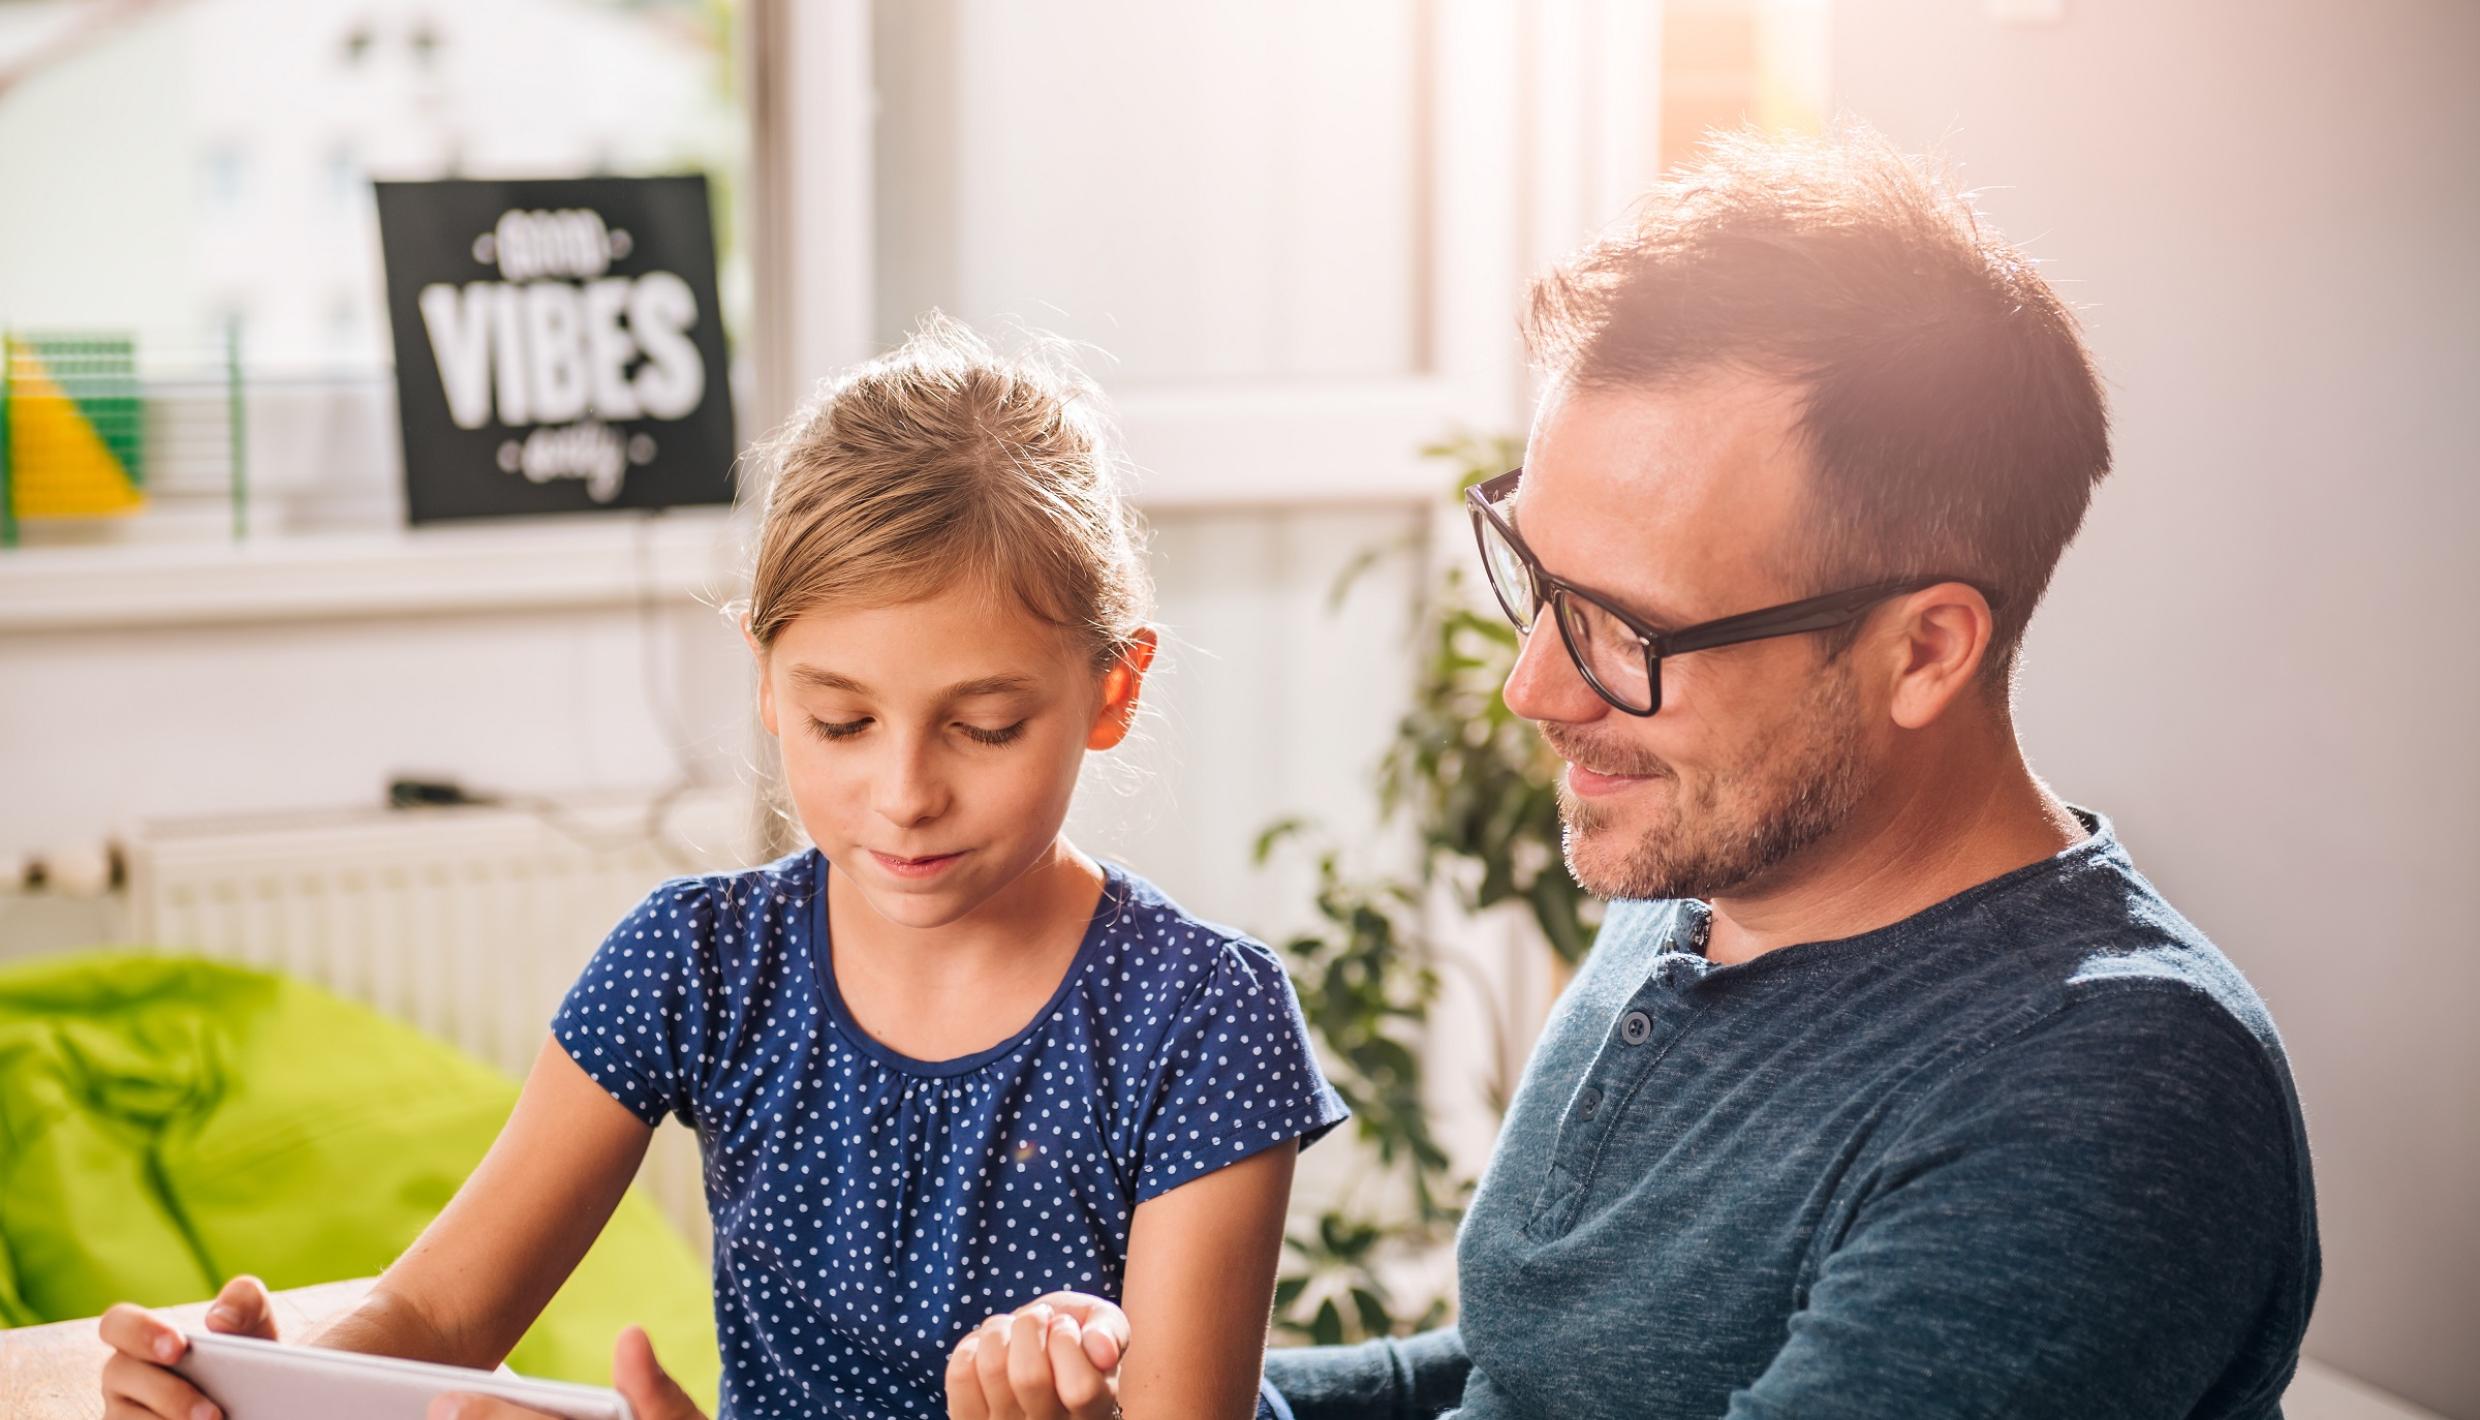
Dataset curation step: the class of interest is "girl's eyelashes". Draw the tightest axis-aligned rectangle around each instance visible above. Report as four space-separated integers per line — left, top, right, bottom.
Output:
960 720 1028 747
804 716 1028 746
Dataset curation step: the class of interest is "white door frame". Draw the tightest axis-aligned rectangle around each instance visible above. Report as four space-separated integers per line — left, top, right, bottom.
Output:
746 0 878 434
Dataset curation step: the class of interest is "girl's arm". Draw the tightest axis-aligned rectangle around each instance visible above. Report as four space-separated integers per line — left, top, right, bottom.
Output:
949 1141 1297 1420
1116 1140 1297 1419
100 1036 652 1419
316 1034 656 1363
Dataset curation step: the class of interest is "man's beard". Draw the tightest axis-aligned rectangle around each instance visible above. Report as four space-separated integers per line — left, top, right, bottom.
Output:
1547 665 1872 902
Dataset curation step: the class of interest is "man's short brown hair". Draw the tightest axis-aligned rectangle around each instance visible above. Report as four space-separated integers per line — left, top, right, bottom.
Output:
1524 124 2112 687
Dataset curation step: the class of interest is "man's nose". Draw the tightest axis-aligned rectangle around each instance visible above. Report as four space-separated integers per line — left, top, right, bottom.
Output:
1501 617 1608 726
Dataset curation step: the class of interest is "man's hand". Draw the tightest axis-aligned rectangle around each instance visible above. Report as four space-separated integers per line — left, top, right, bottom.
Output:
945 1291 1130 1420
428 1327 701 1420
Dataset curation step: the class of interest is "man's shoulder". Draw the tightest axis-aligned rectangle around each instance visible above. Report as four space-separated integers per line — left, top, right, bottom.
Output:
1916 837 2309 1165
1829 815 2308 1162
1959 825 2288 1064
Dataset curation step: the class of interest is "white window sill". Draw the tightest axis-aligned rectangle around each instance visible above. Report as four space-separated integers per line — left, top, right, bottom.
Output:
0 508 745 633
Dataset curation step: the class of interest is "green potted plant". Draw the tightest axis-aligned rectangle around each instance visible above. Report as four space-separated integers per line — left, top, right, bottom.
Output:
1260 431 1602 1345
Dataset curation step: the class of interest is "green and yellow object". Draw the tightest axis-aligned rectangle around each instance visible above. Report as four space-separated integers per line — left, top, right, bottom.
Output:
0 952 722 1408
1 332 148 541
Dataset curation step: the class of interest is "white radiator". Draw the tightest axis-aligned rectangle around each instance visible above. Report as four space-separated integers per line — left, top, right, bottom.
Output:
122 789 766 1259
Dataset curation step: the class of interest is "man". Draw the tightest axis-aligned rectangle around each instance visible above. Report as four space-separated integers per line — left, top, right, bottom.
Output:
325 125 2318 1420
1256 126 2320 1418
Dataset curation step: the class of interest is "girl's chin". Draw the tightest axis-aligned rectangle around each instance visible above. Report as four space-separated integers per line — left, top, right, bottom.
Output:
844 877 982 934
830 838 1079 923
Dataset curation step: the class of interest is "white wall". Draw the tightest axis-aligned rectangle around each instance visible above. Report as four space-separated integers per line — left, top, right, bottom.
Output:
1068 506 1429 932
0 506 1425 965
872 0 1425 388
0 520 758 919
1832 2 2480 1411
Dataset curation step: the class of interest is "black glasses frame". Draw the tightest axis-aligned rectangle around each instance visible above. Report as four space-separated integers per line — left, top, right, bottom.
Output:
1465 468 1996 717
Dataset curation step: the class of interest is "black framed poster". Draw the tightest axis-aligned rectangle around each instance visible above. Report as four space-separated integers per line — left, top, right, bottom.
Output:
375 175 736 524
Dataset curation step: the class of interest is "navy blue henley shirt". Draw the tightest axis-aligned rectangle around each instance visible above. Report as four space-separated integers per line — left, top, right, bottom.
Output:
1267 809 2318 1419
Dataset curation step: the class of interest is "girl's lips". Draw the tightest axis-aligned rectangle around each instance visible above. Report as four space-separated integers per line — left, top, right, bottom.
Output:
1567 763 1655 798
870 850 966 879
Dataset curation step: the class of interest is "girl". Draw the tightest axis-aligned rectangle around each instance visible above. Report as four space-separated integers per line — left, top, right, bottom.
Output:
100 317 1347 1420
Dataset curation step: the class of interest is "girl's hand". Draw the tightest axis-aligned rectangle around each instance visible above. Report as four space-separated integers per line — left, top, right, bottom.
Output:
98 1274 279 1420
945 1291 1130 1420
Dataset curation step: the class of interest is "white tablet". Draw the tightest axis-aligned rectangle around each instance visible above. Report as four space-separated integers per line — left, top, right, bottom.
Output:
172 1331 638 1420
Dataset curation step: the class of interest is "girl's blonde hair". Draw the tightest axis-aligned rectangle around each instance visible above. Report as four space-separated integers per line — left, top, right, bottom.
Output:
743 315 1152 669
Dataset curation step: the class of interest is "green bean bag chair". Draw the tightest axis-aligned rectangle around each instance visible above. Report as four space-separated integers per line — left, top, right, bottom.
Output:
0 952 718 1409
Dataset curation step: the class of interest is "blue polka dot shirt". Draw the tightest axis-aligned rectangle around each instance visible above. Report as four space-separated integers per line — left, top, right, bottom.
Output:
553 850 1350 1419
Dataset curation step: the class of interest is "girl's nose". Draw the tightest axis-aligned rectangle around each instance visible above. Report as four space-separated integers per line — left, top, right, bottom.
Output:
871 743 949 828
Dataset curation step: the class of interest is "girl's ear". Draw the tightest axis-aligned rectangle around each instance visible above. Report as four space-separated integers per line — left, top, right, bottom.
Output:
1086 629 1160 751
744 616 780 738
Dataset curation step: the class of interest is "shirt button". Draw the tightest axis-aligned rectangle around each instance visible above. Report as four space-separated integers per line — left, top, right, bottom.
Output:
1620 1010 1654 1045
1576 1086 1602 1120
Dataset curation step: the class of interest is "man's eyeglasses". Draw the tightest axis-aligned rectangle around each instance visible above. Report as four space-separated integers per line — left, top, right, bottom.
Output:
1464 468 1995 717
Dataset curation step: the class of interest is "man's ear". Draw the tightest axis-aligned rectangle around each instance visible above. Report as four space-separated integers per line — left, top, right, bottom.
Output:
1885 583 1994 730
744 617 779 738
1087 629 1160 751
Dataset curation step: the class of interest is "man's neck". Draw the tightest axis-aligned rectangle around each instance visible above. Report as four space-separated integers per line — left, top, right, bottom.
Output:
1702 734 2086 967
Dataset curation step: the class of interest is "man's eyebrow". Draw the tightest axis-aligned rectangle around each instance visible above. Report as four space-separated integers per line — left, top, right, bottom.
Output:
1583 584 1684 636
1509 516 1688 632
1615 580 1700 635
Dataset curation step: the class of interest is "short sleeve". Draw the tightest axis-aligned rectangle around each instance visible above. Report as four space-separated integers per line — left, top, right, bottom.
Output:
552 879 718 1128
1132 938 1350 1203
